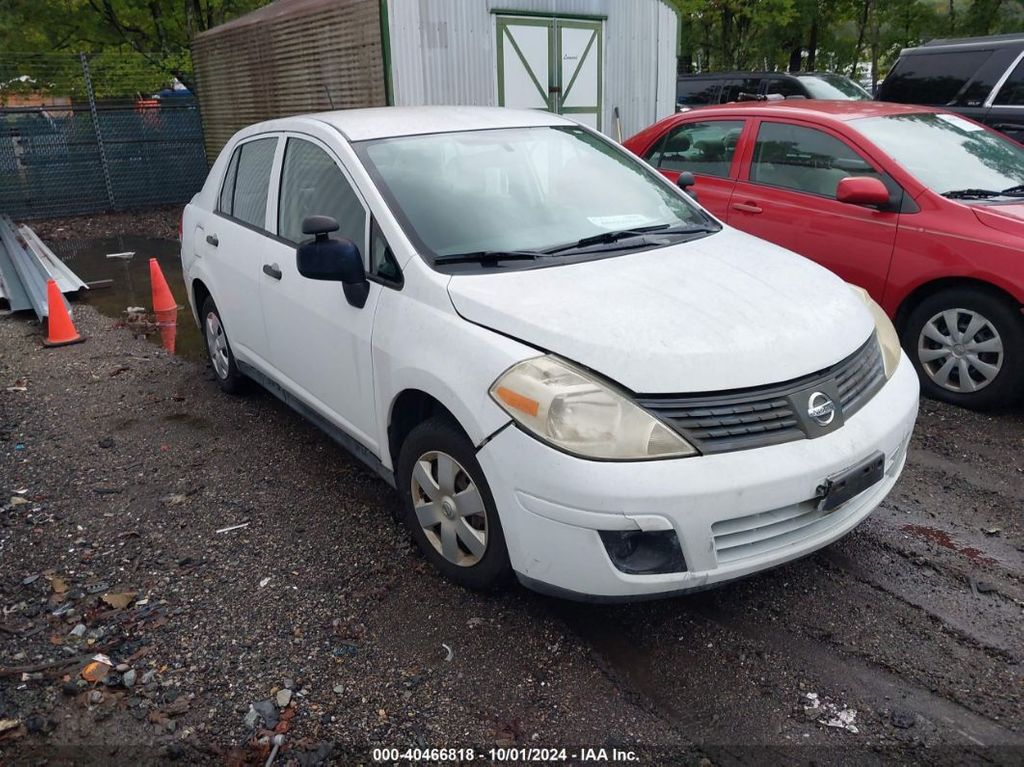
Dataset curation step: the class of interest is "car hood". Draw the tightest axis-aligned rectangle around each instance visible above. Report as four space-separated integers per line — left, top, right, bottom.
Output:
973 203 1024 237
446 227 874 394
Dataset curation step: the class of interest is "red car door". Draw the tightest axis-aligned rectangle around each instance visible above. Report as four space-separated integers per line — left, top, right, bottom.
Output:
635 118 750 221
727 118 899 300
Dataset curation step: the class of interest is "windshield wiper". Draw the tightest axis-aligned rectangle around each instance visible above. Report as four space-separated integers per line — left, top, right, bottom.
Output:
545 223 717 255
942 188 1002 199
942 186 1024 200
434 250 546 265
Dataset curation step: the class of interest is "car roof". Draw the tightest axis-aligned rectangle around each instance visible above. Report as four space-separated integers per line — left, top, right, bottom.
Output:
678 100 940 122
910 32 1024 53
677 71 853 80
287 106 572 142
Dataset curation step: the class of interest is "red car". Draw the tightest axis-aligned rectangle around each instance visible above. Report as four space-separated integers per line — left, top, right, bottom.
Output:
624 101 1024 410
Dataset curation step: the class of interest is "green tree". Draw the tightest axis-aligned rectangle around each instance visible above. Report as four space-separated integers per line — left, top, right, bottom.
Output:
0 0 268 95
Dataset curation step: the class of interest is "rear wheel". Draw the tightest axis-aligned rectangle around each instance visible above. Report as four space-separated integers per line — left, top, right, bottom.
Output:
200 296 245 394
396 416 511 590
902 286 1024 410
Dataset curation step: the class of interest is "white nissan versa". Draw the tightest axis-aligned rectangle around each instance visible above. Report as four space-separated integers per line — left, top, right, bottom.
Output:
181 106 919 600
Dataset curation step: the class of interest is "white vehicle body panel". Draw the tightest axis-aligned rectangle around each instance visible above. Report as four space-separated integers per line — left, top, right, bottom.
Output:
448 227 874 393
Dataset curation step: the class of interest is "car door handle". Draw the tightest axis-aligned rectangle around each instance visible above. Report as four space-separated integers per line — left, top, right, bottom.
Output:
731 201 763 214
262 263 282 280
206 234 219 247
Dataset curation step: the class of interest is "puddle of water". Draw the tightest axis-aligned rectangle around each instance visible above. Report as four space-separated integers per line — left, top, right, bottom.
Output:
48 236 205 362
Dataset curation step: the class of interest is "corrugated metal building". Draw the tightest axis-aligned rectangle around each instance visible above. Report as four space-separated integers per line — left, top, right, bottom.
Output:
192 0 677 159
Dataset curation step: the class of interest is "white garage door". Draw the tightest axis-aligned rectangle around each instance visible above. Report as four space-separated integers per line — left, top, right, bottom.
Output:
496 16 603 130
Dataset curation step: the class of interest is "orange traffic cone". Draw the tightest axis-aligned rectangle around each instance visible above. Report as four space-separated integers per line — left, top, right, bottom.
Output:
155 308 177 354
149 258 177 313
43 279 85 347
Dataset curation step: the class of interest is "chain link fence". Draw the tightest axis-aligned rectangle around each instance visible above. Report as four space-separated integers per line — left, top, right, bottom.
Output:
0 52 206 219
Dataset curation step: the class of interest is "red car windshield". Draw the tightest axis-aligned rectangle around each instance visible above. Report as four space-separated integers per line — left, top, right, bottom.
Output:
854 112 1024 199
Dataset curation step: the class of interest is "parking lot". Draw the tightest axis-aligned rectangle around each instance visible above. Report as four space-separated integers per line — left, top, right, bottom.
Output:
0 214 1021 764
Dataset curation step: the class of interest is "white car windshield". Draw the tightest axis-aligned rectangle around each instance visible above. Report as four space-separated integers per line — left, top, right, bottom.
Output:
357 125 712 262
854 112 1024 199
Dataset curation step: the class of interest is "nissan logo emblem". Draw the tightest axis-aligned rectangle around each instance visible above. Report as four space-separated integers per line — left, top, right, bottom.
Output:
807 392 836 426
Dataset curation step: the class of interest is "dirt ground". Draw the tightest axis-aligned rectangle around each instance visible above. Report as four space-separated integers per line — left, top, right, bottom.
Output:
1 221 1022 765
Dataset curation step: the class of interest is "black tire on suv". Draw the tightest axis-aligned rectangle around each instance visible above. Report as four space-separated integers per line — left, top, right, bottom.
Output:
901 286 1024 410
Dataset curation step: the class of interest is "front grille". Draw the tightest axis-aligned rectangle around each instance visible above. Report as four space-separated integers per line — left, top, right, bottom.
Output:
712 497 860 564
636 335 885 454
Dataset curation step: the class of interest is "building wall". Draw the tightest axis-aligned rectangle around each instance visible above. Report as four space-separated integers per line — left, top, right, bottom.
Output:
192 0 385 162
386 0 677 139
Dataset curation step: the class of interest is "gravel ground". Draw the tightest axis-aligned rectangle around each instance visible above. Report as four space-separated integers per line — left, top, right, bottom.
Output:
0 219 1022 765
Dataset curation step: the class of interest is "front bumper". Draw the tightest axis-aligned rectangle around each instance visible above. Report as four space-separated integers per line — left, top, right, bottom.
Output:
476 353 919 600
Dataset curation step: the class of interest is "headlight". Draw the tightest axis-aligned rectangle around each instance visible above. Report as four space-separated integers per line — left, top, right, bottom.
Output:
850 285 901 379
490 356 697 460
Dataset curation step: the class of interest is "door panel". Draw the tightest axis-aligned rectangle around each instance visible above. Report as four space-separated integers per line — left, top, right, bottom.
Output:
260 135 381 453
497 20 551 111
558 21 602 129
496 16 602 129
207 135 278 365
729 120 897 300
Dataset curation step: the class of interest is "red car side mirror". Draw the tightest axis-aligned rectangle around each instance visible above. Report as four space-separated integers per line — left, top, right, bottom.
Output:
836 176 890 207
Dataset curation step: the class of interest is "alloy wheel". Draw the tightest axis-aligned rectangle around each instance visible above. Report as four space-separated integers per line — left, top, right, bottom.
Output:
410 450 487 567
917 307 1003 393
205 312 231 380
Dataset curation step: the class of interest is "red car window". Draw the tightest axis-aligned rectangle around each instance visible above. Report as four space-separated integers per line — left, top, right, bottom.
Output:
750 122 881 198
644 120 745 179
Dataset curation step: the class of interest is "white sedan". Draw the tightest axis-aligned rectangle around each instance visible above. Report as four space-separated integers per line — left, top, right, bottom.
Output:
180 106 919 600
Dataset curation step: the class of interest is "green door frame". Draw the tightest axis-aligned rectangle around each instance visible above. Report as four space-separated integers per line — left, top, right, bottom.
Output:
495 14 603 130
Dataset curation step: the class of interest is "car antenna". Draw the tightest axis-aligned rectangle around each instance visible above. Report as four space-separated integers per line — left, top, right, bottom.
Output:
323 84 336 109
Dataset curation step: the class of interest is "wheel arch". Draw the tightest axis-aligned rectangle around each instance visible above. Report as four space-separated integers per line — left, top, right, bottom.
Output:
192 278 211 321
387 389 463 471
894 277 1024 333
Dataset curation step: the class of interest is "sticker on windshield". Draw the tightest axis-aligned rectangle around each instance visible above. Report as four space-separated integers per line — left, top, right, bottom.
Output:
587 214 658 229
936 113 985 132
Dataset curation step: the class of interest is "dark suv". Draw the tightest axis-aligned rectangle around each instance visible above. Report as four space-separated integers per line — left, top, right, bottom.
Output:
877 33 1024 143
676 71 871 110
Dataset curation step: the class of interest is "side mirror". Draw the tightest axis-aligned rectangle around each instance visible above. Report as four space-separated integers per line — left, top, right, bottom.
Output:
296 215 369 308
836 176 890 207
676 171 699 202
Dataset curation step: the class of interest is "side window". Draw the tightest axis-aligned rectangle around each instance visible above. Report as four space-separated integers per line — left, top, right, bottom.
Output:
676 79 720 107
230 137 277 229
645 120 745 179
993 58 1024 106
751 122 879 198
765 77 806 99
879 50 992 105
721 78 764 103
370 219 402 285
218 148 240 215
278 138 366 248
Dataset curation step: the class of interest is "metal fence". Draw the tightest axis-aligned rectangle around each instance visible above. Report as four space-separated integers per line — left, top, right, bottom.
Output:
0 53 207 219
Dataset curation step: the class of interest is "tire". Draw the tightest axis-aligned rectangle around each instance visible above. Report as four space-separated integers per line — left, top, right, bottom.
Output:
901 286 1024 410
199 296 245 394
396 416 512 590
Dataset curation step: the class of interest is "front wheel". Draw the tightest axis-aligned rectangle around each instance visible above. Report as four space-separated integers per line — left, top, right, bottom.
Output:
902 286 1024 410
396 416 512 590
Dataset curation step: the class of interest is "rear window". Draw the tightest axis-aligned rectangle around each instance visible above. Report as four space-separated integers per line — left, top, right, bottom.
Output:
219 137 277 229
878 50 994 105
676 79 720 107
